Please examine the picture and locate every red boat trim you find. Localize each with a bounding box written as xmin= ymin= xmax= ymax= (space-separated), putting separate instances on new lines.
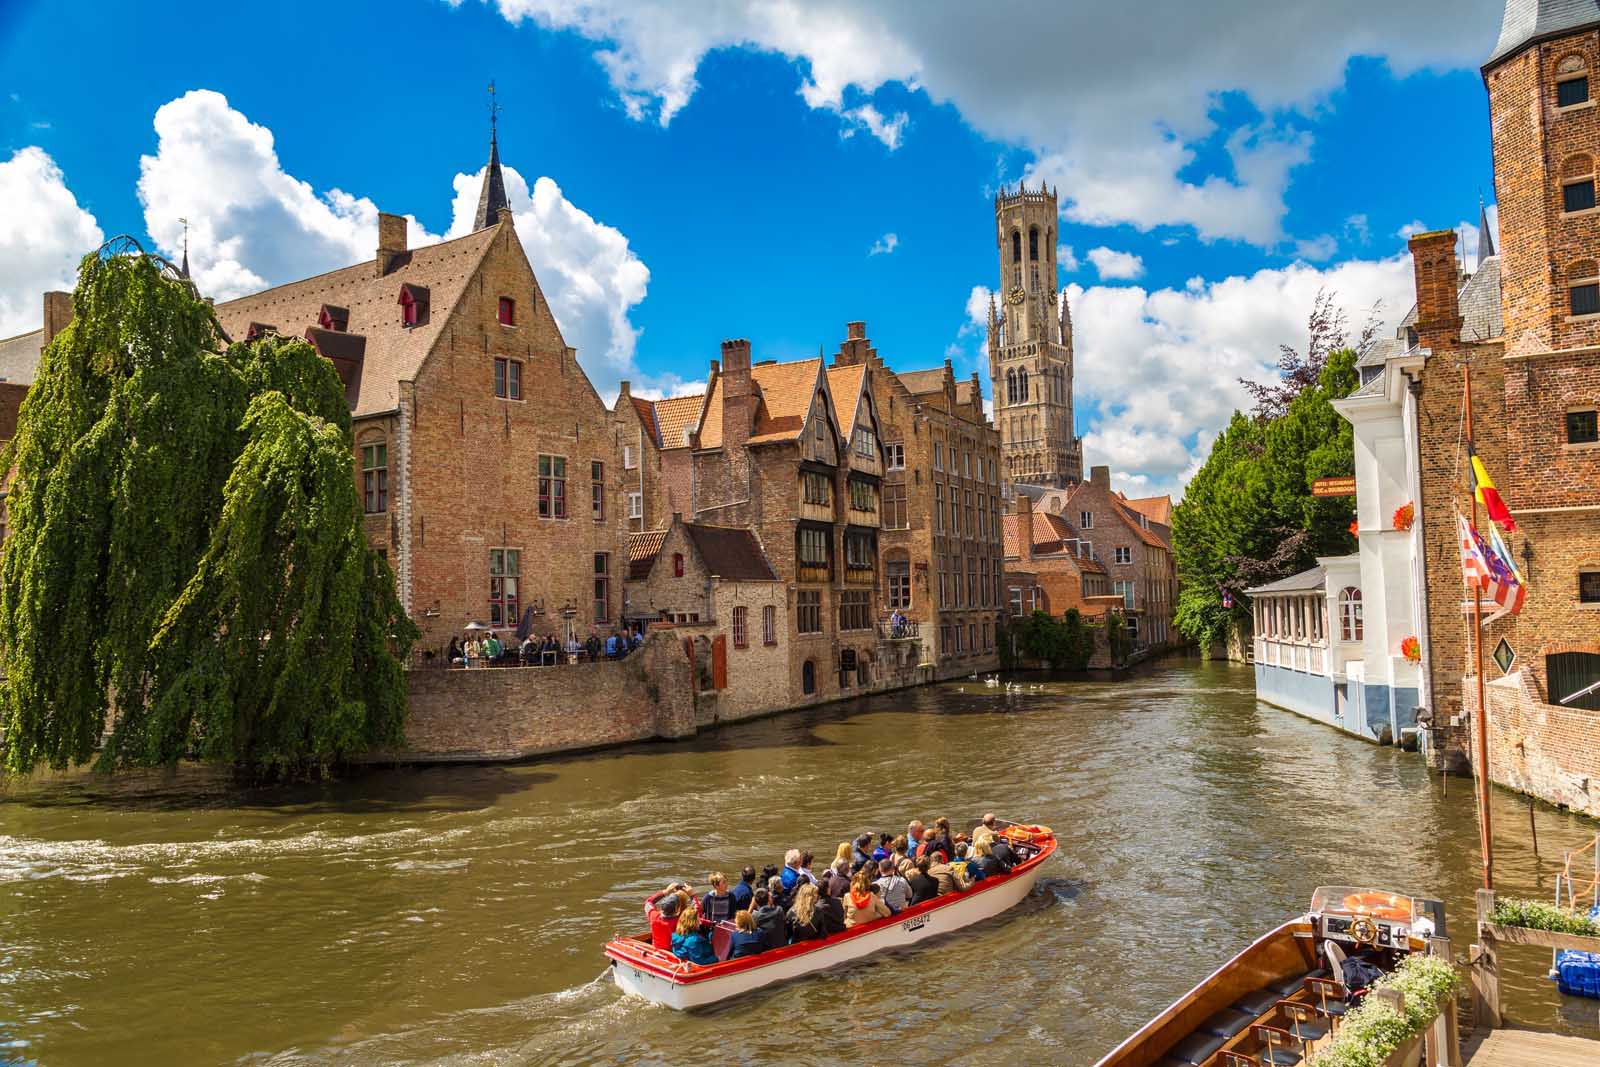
xmin=604 ymin=836 xmax=1057 ymax=985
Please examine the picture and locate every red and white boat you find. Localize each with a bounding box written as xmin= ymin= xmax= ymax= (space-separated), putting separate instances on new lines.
xmin=604 ymin=822 xmax=1056 ymax=1009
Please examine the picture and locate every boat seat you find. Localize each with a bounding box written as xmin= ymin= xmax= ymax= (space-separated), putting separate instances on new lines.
xmin=1165 ymin=1030 xmax=1226 ymax=1065
xmin=1269 ymin=969 xmax=1325 ymax=997
xmin=1155 ymin=1058 xmax=1190 ymax=1067
xmin=711 ymin=920 xmax=738 ymax=961
xmin=1232 ymin=990 xmax=1279 ymax=1016
xmin=1276 ymin=999 xmax=1331 ymax=1043
xmin=1200 ymin=1007 xmax=1256 ymax=1039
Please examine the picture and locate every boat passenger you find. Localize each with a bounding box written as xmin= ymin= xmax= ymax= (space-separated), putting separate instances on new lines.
xmin=928 ymin=851 xmax=972 ymax=896
xmin=821 ymin=858 xmax=850 ymax=898
xmin=906 ymin=820 xmax=926 ymax=858
xmin=844 ymin=868 xmax=890 ymax=928
xmin=892 ymin=835 xmax=914 ymax=877
xmin=751 ymin=888 xmax=788 ymax=951
xmin=786 ymin=883 xmax=827 ymax=943
xmin=798 ymin=850 xmax=818 ymax=887
xmin=973 ymin=838 xmax=1008 ymax=877
xmin=768 ymin=874 xmax=789 ymax=911
xmin=850 ymin=833 xmax=874 ymax=872
xmin=671 ymin=907 xmax=717 ymax=966
xmin=990 ymin=834 xmax=1019 ymax=871
xmin=730 ymin=866 xmax=757 ymax=912
xmin=872 ymin=832 xmax=894 ymax=863
xmin=702 ymin=872 xmax=736 ymax=926
xmin=921 ymin=817 xmax=955 ymax=861
xmin=953 ymin=841 xmax=985 ymax=883
xmin=907 ymin=855 xmax=939 ymax=905
xmin=874 ymin=858 xmax=912 ymax=914
xmin=814 ymin=881 xmax=846 ymax=936
xmin=645 ymin=883 xmax=690 ymax=950
xmin=728 ymin=909 xmax=767 ymax=959
xmin=973 ymin=812 xmax=999 ymax=840
xmin=779 ymin=849 xmax=804 ymax=897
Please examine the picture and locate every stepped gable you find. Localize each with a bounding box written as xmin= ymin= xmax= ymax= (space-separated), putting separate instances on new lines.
xmin=681 ymin=523 xmax=778 ymax=581
xmin=213 ymin=224 xmax=501 ymax=418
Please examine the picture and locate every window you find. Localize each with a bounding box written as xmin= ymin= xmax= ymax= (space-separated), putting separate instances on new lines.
xmin=797 ymin=590 xmax=822 ymax=634
xmin=673 ymin=552 xmax=685 ymax=578
xmin=883 ymin=482 xmax=908 ymax=529
xmin=1030 ymin=587 xmax=1043 ymax=613
xmin=624 ymin=445 xmax=636 ymax=470
xmin=1028 ymin=226 xmax=1039 ymax=260
xmin=498 ymin=297 xmax=516 ymax=325
xmin=1566 ymin=179 xmax=1597 ymax=213
xmin=968 ymin=623 xmax=976 ymax=652
xmin=1011 ymin=229 xmax=1022 ymax=263
xmin=733 ymin=605 xmax=748 ymax=648
xmin=887 ymin=558 xmax=910 ymax=609
xmin=1080 ymin=511 xmax=1093 ymax=529
xmin=361 ymin=443 xmax=387 ymax=514
xmin=493 ymin=357 xmax=522 ymax=399
xmin=933 ymin=441 xmax=943 ymax=471
xmin=1338 ymin=587 xmax=1363 ymax=642
xmin=1113 ymin=580 xmax=1134 ymax=611
xmin=1548 ymin=651 xmax=1600 ymax=710
xmin=967 ymin=556 xmax=977 ymax=605
xmin=1570 ymin=262 xmax=1600 ymax=316
xmin=1559 ymin=75 xmax=1590 ymax=108
xmin=538 ymin=455 xmax=567 ymax=518
xmin=848 ymin=478 xmax=875 ymax=513
xmin=762 ymin=604 xmax=777 ymax=645
xmin=977 ymin=494 xmax=988 ymax=538
xmin=398 ymin=284 xmax=428 ymax=327
xmin=1581 ymin=570 xmax=1600 ymax=604
xmin=982 ymin=620 xmax=991 ymax=650
xmin=839 ymin=590 xmax=871 ymax=631
xmin=934 ymin=482 xmax=944 ymax=532
xmin=845 ymin=530 xmax=875 ymax=573
xmin=798 ymin=527 xmax=830 ymax=579
xmin=802 ymin=471 xmax=832 ymax=506
xmin=885 ymin=442 xmax=905 ymax=470
xmin=1568 ymin=409 xmax=1599 ymax=445
xmin=627 ymin=492 xmax=643 ymax=520
xmin=853 ymin=426 xmax=877 ymax=459
xmin=802 ymin=659 xmax=817 ymax=694
xmin=591 ymin=461 xmax=605 ymax=521
xmin=489 ymin=548 xmax=520 ymax=627
xmin=949 ymin=488 xmax=960 ymax=533
xmin=593 ymin=553 xmax=610 ymax=622
xmin=1010 ymin=586 xmax=1024 ymax=617
xmin=1114 ymin=546 xmax=1132 ymax=564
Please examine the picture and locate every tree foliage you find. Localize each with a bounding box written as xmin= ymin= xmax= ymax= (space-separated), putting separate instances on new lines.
xmin=1174 ymin=298 xmax=1364 ymax=648
xmin=0 ymin=248 xmax=415 ymax=774
xmin=999 ymin=609 xmax=1096 ymax=671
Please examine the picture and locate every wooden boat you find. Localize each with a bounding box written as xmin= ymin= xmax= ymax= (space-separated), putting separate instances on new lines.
xmin=1093 ymin=886 xmax=1446 ymax=1067
xmin=604 ymin=823 xmax=1056 ymax=1009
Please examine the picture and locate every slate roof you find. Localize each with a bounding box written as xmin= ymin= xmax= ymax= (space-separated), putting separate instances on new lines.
xmin=699 ymin=357 xmax=825 ymax=449
xmin=1488 ymin=0 xmax=1600 ymax=66
xmin=0 ymin=328 xmax=44 ymax=386
xmin=682 ymin=523 xmax=779 ymax=581
xmin=213 ymin=223 xmax=503 ymax=418
xmin=1357 ymin=335 xmax=1404 ymax=369
xmin=627 ymin=529 xmax=669 ymax=579
xmin=1246 ymin=565 xmax=1326 ymax=596
xmin=1460 ymin=257 xmax=1504 ymax=343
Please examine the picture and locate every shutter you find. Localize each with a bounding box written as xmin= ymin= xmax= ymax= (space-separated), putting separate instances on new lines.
xmin=712 ymin=634 xmax=728 ymax=691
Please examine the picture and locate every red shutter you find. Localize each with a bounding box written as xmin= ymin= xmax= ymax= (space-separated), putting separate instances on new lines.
xmin=712 ymin=634 xmax=728 ymax=691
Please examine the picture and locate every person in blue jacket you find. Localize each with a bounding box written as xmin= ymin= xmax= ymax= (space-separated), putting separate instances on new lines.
xmin=727 ymin=910 xmax=766 ymax=959
xmin=670 ymin=909 xmax=716 ymax=966
xmin=729 ymin=866 xmax=756 ymax=912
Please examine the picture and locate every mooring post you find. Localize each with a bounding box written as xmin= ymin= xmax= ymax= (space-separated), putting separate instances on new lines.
xmin=1470 ymin=888 xmax=1502 ymax=1030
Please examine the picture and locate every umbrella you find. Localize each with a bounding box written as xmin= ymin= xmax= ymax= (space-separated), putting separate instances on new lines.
xmin=463 ymin=621 xmax=492 ymax=633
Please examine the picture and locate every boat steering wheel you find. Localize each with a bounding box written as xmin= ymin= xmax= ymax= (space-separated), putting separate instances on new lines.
xmin=1348 ymin=914 xmax=1379 ymax=947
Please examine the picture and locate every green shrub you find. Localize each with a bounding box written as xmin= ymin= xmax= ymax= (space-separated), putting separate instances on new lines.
xmin=1489 ymin=897 xmax=1600 ymax=937
xmin=1309 ymin=954 xmax=1462 ymax=1067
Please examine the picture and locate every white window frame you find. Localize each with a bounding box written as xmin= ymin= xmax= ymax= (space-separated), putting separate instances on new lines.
xmin=627 ymin=492 xmax=643 ymax=519
xmin=623 ymin=445 xmax=637 ymax=470
xmin=1114 ymin=546 xmax=1132 ymax=564
xmin=1080 ymin=511 xmax=1093 ymax=530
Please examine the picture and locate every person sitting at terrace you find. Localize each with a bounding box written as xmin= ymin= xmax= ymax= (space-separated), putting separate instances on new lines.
xmin=874 ymin=858 xmax=912 ymax=914
xmin=630 ymin=627 xmax=645 ymax=650
xmin=750 ymin=888 xmax=788 ymax=951
xmin=843 ymin=867 xmax=890 ymax=928
xmin=779 ymin=849 xmax=804 ymax=897
xmin=485 ymin=632 xmax=504 ymax=663
xmin=585 ymin=631 xmax=602 ymax=661
xmin=605 ymin=632 xmax=621 ymax=658
xmin=730 ymin=866 xmax=757 ymax=912
xmin=872 ymin=832 xmax=894 ymax=863
xmin=518 ymin=635 xmax=536 ymax=664
xmin=929 ymin=850 xmax=971 ymax=896
xmin=907 ymin=855 xmax=938 ymax=905
xmin=702 ymin=872 xmax=736 ymax=926
xmin=849 ymin=833 xmax=874 ymax=872
xmin=728 ymin=909 xmax=766 ymax=959
xmin=671 ymin=907 xmax=717 ymax=966
xmin=564 ymin=634 xmax=581 ymax=658
xmin=645 ymin=883 xmax=694 ymax=950
xmin=786 ymin=883 xmax=826 ymax=943
xmin=448 ymin=637 xmax=465 ymax=667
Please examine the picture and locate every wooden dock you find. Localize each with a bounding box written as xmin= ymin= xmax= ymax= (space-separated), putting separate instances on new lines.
xmin=1463 ymin=1027 xmax=1600 ymax=1067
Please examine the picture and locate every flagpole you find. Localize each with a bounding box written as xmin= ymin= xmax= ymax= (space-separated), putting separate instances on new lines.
xmin=1465 ymin=364 xmax=1494 ymax=891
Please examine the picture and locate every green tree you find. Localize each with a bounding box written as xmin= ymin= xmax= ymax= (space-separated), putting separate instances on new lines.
xmin=0 ymin=245 xmax=415 ymax=774
xmin=999 ymin=609 xmax=1096 ymax=671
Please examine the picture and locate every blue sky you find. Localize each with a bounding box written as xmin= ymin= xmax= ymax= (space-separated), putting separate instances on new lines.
xmin=0 ymin=0 xmax=1509 ymax=495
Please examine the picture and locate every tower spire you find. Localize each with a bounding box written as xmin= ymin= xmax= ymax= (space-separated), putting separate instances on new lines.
xmin=178 ymin=216 xmax=191 ymax=279
xmin=1477 ymin=195 xmax=1496 ymax=264
xmin=474 ymin=80 xmax=510 ymax=231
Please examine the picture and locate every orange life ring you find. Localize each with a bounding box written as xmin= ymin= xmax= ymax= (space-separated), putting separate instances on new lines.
xmin=1342 ymin=891 xmax=1410 ymax=922
xmin=1001 ymin=823 xmax=1053 ymax=844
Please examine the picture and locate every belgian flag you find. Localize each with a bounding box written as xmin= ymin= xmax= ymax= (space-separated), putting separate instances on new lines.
xmin=1468 ymin=443 xmax=1517 ymax=533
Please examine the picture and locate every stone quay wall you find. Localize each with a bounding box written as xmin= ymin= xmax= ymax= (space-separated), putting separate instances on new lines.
xmin=1465 ymin=668 xmax=1600 ymax=820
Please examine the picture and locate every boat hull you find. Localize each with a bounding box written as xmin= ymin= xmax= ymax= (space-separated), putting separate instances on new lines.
xmin=608 ymin=839 xmax=1053 ymax=1009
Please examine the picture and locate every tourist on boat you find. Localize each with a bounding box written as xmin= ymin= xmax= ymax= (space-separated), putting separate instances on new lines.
xmin=671 ymin=908 xmax=717 ymax=966
xmin=797 ymin=850 xmax=818 ymax=886
xmin=767 ymin=873 xmax=789 ymax=911
xmin=645 ymin=883 xmax=694 ymax=950
xmin=850 ymin=833 xmax=874 ymax=871
xmin=892 ymin=835 xmax=914 ymax=876
xmin=702 ymin=872 xmax=736 ymax=926
xmin=821 ymin=858 xmax=850 ymax=897
xmin=814 ymin=879 xmax=846 ymax=935
xmin=844 ymin=868 xmax=890 ymax=928
xmin=906 ymin=820 xmax=926 ymax=857
xmin=872 ymin=832 xmax=893 ymax=863
xmin=952 ymin=841 xmax=985 ymax=884
xmin=750 ymin=888 xmax=788 ymax=951
xmin=973 ymin=838 xmax=1008 ymax=877
xmin=928 ymin=851 xmax=972 ymax=896
xmin=729 ymin=866 xmax=756 ymax=912
xmin=727 ymin=910 xmax=766 ymax=959
xmin=989 ymin=833 xmax=1019 ymax=871
xmin=779 ymin=849 xmax=804 ymax=897
xmin=974 ymin=813 xmax=998 ymax=840
xmin=874 ymin=858 xmax=912 ymax=913
xmin=785 ymin=883 xmax=827 ymax=943
xmin=921 ymin=817 xmax=955 ymax=861
xmin=907 ymin=855 xmax=939 ymax=904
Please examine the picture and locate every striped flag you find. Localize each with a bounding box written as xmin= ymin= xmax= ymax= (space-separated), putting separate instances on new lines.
xmin=1458 ymin=512 xmax=1527 ymax=615
xmin=1468 ymin=443 xmax=1518 ymax=532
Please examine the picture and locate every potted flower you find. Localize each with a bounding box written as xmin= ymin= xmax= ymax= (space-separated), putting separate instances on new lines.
xmin=1348 ymin=518 xmax=1359 ymax=537
xmin=1393 ymin=502 xmax=1415 ymax=532
xmin=1400 ymin=636 xmax=1421 ymax=663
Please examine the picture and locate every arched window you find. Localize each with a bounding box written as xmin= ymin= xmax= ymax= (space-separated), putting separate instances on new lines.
xmin=1018 ymin=369 xmax=1029 ymax=402
xmin=1562 ymin=154 xmax=1597 ymax=214
xmin=1029 ymin=226 xmax=1040 ymax=260
xmin=1005 ymin=368 xmax=1016 ymax=405
xmin=1338 ymin=587 xmax=1363 ymax=642
xmin=1011 ymin=230 xmax=1022 ymax=263
xmin=1557 ymin=53 xmax=1591 ymax=109
xmin=802 ymin=659 xmax=817 ymax=695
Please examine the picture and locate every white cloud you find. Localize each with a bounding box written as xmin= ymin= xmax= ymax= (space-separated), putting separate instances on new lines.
xmin=960 ymin=284 xmax=993 ymax=337
xmin=1292 ymin=234 xmax=1339 ymax=261
xmin=0 ymin=147 xmax=103 ymax=338
xmin=1344 ymin=213 xmax=1371 ymax=245
xmin=1397 ymin=219 xmax=1429 ymax=239
xmin=1087 ymin=246 xmax=1145 ymax=281
xmin=474 ymin=0 xmax=1502 ymax=245
xmin=1057 ymin=245 xmax=1081 ymax=273
xmin=841 ymin=103 xmax=908 ymax=149
xmin=869 ymin=232 xmax=899 ymax=256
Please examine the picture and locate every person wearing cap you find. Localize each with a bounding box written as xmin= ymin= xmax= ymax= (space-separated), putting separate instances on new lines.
xmin=645 ymin=882 xmax=696 ymax=950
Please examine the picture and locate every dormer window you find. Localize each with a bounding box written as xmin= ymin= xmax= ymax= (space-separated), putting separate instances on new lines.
xmin=398 ymin=284 xmax=430 ymax=328
xmin=318 ymin=304 xmax=349 ymax=332
xmin=245 ymin=322 xmax=276 ymax=341
xmin=498 ymin=297 xmax=516 ymax=326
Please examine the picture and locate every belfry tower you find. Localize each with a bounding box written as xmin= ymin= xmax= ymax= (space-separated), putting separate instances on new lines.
xmin=987 ymin=182 xmax=1082 ymax=487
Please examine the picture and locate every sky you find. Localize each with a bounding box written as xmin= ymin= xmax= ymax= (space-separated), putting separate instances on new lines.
xmin=0 ymin=0 xmax=1511 ymax=497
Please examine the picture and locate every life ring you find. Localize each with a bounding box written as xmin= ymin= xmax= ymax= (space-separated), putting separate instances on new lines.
xmin=1001 ymin=824 xmax=1053 ymax=844
xmin=1342 ymin=891 xmax=1410 ymax=922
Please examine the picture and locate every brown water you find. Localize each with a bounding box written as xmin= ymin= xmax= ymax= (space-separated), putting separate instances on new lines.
xmin=3 ymin=659 xmax=1598 ymax=1066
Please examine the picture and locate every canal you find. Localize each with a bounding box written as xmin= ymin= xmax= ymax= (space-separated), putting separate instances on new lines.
xmin=3 ymin=660 xmax=1598 ymax=1066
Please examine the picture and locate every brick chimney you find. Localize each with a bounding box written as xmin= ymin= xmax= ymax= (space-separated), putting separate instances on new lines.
xmin=42 ymin=291 xmax=73 ymax=345
xmin=846 ymin=321 xmax=865 ymax=340
xmin=720 ymin=338 xmax=753 ymax=452
xmin=1015 ymin=492 xmax=1034 ymax=561
xmin=834 ymin=321 xmax=872 ymax=367
xmin=1408 ymin=230 xmax=1463 ymax=344
xmin=1089 ymin=464 xmax=1110 ymax=490
xmin=376 ymin=212 xmax=408 ymax=277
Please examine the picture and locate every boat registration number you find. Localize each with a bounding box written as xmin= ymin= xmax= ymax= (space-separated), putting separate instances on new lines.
xmin=901 ymin=914 xmax=930 ymax=933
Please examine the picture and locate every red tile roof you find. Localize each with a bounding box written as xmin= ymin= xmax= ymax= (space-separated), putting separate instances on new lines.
xmin=700 ymin=357 xmax=826 ymax=448
xmin=651 ymin=393 xmax=705 ymax=449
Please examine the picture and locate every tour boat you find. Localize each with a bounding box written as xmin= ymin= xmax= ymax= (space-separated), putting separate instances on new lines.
xmin=604 ymin=822 xmax=1057 ymax=1009
xmin=1092 ymin=886 xmax=1446 ymax=1067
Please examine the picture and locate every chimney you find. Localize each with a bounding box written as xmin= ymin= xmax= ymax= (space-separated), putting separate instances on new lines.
xmin=835 ymin=321 xmax=870 ymax=367
xmin=1408 ymin=230 xmax=1463 ymax=343
xmin=846 ymin=321 xmax=865 ymax=340
xmin=1015 ymin=492 xmax=1034 ymax=561
xmin=1090 ymin=464 xmax=1110 ymax=490
xmin=42 ymin=291 xmax=73 ymax=345
xmin=720 ymin=339 xmax=754 ymax=452
xmin=376 ymin=212 xmax=408 ymax=276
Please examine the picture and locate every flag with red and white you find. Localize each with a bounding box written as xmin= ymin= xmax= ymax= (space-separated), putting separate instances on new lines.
xmin=1457 ymin=512 xmax=1526 ymax=616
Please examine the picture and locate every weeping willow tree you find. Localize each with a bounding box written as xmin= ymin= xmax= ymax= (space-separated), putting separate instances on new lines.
xmin=0 ymin=241 xmax=415 ymax=774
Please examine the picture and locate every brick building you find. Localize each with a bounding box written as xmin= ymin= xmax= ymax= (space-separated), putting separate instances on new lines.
xmin=1001 ymin=494 xmax=1115 ymax=618
xmin=830 ymin=321 xmax=1004 ymax=676
xmin=618 ymin=387 xmax=703 ymax=533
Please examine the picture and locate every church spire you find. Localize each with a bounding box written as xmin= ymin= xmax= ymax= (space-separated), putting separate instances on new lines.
xmin=178 ymin=216 xmax=191 ymax=280
xmin=1478 ymin=197 xmax=1496 ymax=264
xmin=474 ymin=80 xmax=510 ymax=231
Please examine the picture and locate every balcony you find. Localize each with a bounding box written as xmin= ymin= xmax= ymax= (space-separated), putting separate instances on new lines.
xmin=877 ymin=618 xmax=920 ymax=641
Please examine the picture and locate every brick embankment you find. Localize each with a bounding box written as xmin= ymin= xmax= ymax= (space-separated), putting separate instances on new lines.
xmin=1465 ymin=670 xmax=1600 ymax=819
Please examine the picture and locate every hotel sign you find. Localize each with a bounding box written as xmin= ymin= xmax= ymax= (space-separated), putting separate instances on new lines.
xmin=1311 ymin=476 xmax=1357 ymax=498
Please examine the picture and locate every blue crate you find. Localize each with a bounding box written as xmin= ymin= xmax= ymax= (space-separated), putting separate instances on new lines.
xmin=1554 ymin=904 xmax=1600 ymax=999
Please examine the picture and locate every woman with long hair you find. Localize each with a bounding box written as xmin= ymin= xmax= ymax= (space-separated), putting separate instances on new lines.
xmin=670 ymin=906 xmax=716 ymax=966
xmin=786 ymin=882 xmax=826 ymax=943
xmin=843 ymin=866 xmax=889 ymax=928
xmin=727 ymin=909 xmax=766 ymax=959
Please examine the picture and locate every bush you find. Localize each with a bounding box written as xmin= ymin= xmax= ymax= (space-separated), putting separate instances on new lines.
xmin=1310 ymin=954 xmax=1463 ymax=1067
xmin=998 ymin=610 xmax=1095 ymax=671
xmin=1490 ymin=897 xmax=1600 ymax=937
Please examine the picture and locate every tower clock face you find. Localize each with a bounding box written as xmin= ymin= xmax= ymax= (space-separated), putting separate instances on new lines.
xmin=1007 ymin=286 xmax=1025 ymax=305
